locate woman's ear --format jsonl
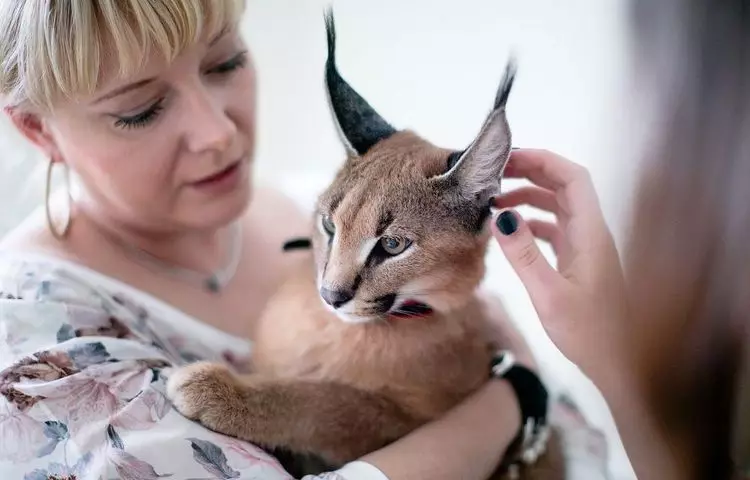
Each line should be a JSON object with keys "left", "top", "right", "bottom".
{"left": 4, "top": 107, "right": 62, "bottom": 161}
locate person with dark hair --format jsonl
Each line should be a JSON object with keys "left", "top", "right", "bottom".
{"left": 493, "top": 2, "right": 750, "bottom": 478}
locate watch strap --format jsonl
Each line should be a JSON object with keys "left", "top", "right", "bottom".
{"left": 490, "top": 350, "right": 551, "bottom": 471}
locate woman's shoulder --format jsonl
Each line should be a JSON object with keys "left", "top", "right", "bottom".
{"left": 243, "top": 183, "right": 314, "bottom": 285}
{"left": 0, "top": 255, "right": 163, "bottom": 363}
{"left": 0, "top": 254, "right": 249, "bottom": 369}
{"left": 246, "top": 182, "right": 313, "bottom": 239}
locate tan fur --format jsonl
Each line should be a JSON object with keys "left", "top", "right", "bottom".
{"left": 167, "top": 361, "right": 422, "bottom": 466}
{"left": 167, "top": 130, "right": 564, "bottom": 479}
{"left": 252, "top": 256, "right": 493, "bottom": 420}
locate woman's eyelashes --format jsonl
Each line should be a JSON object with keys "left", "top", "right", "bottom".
{"left": 209, "top": 50, "right": 248, "bottom": 75}
{"left": 114, "top": 99, "right": 165, "bottom": 129}
{"left": 112, "top": 51, "right": 248, "bottom": 130}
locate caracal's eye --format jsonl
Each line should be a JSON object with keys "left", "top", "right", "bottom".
{"left": 380, "top": 236, "right": 411, "bottom": 256}
{"left": 321, "top": 214, "right": 336, "bottom": 235}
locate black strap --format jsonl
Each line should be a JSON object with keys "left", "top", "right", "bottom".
{"left": 503, "top": 364, "right": 549, "bottom": 429}
{"left": 490, "top": 352, "right": 549, "bottom": 474}
{"left": 282, "top": 237, "right": 312, "bottom": 252}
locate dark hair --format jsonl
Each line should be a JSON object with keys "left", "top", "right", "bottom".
{"left": 624, "top": 1, "right": 750, "bottom": 476}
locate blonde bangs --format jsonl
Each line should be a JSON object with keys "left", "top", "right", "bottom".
{"left": 0, "top": 0, "right": 246, "bottom": 110}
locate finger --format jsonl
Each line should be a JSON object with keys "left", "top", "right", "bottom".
{"left": 503, "top": 148, "right": 602, "bottom": 221}
{"left": 491, "top": 209, "right": 564, "bottom": 303}
{"left": 503, "top": 149, "right": 586, "bottom": 190}
{"left": 527, "top": 219, "right": 565, "bottom": 257}
{"left": 493, "top": 186, "right": 560, "bottom": 216}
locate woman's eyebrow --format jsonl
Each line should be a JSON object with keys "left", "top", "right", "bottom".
{"left": 209, "top": 25, "right": 231, "bottom": 47}
{"left": 92, "top": 78, "right": 155, "bottom": 105}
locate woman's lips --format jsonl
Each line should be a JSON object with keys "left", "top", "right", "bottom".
{"left": 190, "top": 161, "right": 243, "bottom": 194}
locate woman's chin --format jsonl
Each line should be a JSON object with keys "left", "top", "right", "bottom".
{"left": 182, "top": 178, "right": 253, "bottom": 230}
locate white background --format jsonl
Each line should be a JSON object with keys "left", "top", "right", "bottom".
{"left": 0, "top": 1, "right": 648, "bottom": 478}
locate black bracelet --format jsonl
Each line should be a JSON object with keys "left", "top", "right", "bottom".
{"left": 490, "top": 350, "right": 551, "bottom": 471}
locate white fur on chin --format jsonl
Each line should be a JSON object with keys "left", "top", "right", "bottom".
{"left": 334, "top": 310, "right": 377, "bottom": 325}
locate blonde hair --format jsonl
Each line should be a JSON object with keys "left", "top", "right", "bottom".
{"left": 0, "top": 0, "right": 246, "bottom": 111}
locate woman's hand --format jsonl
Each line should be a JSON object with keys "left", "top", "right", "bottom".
{"left": 490, "top": 149, "right": 701, "bottom": 479}
{"left": 490, "top": 149, "right": 631, "bottom": 386}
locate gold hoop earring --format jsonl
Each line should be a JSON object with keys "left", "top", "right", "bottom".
{"left": 45, "top": 159, "right": 72, "bottom": 240}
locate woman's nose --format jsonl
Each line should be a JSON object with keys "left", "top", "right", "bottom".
{"left": 183, "top": 89, "right": 237, "bottom": 154}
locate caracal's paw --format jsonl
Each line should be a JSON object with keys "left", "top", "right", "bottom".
{"left": 166, "top": 361, "right": 237, "bottom": 426}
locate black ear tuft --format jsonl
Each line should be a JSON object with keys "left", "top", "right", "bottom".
{"left": 323, "top": 8, "right": 397, "bottom": 156}
{"left": 324, "top": 8, "right": 336, "bottom": 61}
{"left": 493, "top": 57, "right": 517, "bottom": 110}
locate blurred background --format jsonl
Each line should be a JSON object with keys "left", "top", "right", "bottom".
{"left": 0, "top": 0, "right": 648, "bottom": 478}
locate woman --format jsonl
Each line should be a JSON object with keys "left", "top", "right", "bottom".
{"left": 0, "top": 1, "right": 608, "bottom": 479}
{"left": 492, "top": 0, "right": 750, "bottom": 479}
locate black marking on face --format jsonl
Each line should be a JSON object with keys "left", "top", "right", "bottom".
{"left": 365, "top": 242, "right": 389, "bottom": 269}
{"left": 376, "top": 210, "right": 394, "bottom": 237}
{"left": 392, "top": 301, "right": 433, "bottom": 317}
{"left": 352, "top": 273, "right": 362, "bottom": 293}
{"left": 373, "top": 293, "right": 397, "bottom": 313}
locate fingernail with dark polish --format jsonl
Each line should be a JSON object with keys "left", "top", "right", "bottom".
{"left": 496, "top": 211, "right": 518, "bottom": 235}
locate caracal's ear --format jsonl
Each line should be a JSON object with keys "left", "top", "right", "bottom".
{"left": 4, "top": 106, "right": 61, "bottom": 161}
{"left": 323, "top": 8, "right": 397, "bottom": 157}
{"left": 433, "top": 58, "right": 517, "bottom": 204}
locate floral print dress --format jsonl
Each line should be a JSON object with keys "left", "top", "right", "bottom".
{"left": 0, "top": 253, "right": 612, "bottom": 480}
{"left": 0, "top": 254, "right": 387, "bottom": 480}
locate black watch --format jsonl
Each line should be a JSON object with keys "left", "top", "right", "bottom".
{"left": 490, "top": 350, "right": 551, "bottom": 471}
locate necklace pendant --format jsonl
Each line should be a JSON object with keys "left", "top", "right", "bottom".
{"left": 205, "top": 275, "right": 221, "bottom": 293}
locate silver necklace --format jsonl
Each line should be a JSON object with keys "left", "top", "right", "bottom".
{"left": 106, "top": 222, "right": 243, "bottom": 294}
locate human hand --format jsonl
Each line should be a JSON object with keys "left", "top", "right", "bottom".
{"left": 490, "top": 149, "right": 631, "bottom": 385}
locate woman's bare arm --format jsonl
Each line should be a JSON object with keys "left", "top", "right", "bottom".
{"left": 363, "top": 381, "right": 521, "bottom": 480}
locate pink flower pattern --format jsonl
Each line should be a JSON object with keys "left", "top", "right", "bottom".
{"left": 221, "top": 438, "right": 292, "bottom": 477}
{"left": 0, "top": 398, "right": 47, "bottom": 463}
{"left": 0, "top": 260, "right": 296, "bottom": 480}
{"left": 110, "top": 387, "right": 171, "bottom": 431}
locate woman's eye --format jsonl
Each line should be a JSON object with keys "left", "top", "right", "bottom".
{"left": 380, "top": 236, "right": 411, "bottom": 256}
{"left": 208, "top": 51, "right": 248, "bottom": 75}
{"left": 114, "top": 100, "right": 164, "bottom": 130}
{"left": 321, "top": 214, "right": 336, "bottom": 235}
{"left": 110, "top": 52, "right": 247, "bottom": 130}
